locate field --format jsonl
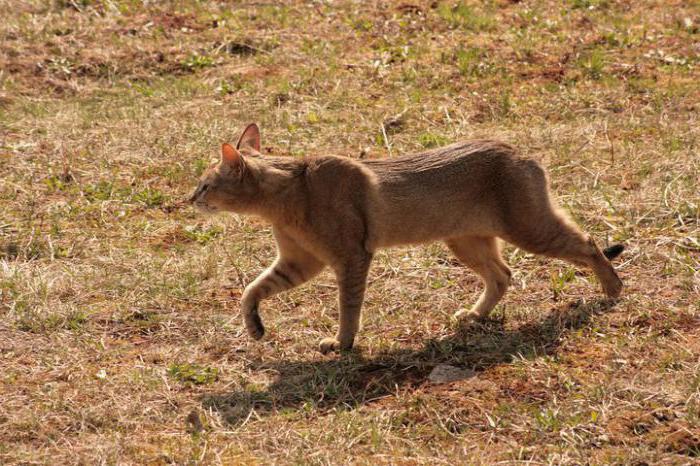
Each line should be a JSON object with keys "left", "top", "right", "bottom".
{"left": 1, "top": 0, "right": 699, "bottom": 464}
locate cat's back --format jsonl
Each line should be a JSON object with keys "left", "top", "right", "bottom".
{"left": 361, "top": 139, "right": 535, "bottom": 201}
{"left": 362, "top": 139, "right": 520, "bottom": 182}
{"left": 358, "top": 139, "right": 540, "bottom": 247}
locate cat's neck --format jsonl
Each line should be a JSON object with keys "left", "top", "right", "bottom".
{"left": 246, "top": 158, "right": 306, "bottom": 223}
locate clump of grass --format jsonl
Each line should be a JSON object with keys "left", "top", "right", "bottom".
{"left": 168, "top": 363, "right": 219, "bottom": 385}
{"left": 1, "top": 236, "right": 71, "bottom": 261}
{"left": 83, "top": 181, "right": 123, "bottom": 202}
{"left": 437, "top": 2, "right": 495, "bottom": 31}
{"left": 132, "top": 83, "right": 156, "bottom": 97}
{"left": 82, "top": 182, "right": 166, "bottom": 207}
{"left": 578, "top": 48, "right": 607, "bottom": 80}
{"left": 132, "top": 188, "right": 166, "bottom": 207}
{"left": 454, "top": 47, "right": 487, "bottom": 77}
{"left": 16, "top": 309, "right": 87, "bottom": 333}
{"left": 418, "top": 132, "right": 449, "bottom": 148}
{"left": 183, "top": 225, "right": 223, "bottom": 244}
{"left": 534, "top": 407, "right": 564, "bottom": 432}
{"left": 549, "top": 267, "right": 578, "bottom": 299}
{"left": 181, "top": 53, "right": 215, "bottom": 70}
{"left": 571, "top": 0, "right": 609, "bottom": 9}
{"left": 350, "top": 18, "right": 373, "bottom": 32}
{"left": 45, "top": 57, "right": 75, "bottom": 77}
{"left": 216, "top": 78, "right": 244, "bottom": 96}
{"left": 193, "top": 158, "right": 210, "bottom": 176}
{"left": 54, "top": 0, "right": 93, "bottom": 9}
{"left": 44, "top": 173, "right": 73, "bottom": 193}
{"left": 498, "top": 90, "right": 513, "bottom": 117}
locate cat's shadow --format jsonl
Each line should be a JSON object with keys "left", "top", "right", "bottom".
{"left": 201, "top": 298, "right": 616, "bottom": 426}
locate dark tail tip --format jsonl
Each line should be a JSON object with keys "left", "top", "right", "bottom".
{"left": 603, "top": 244, "right": 625, "bottom": 260}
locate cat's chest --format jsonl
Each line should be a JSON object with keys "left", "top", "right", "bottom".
{"left": 274, "top": 223, "right": 333, "bottom": 263}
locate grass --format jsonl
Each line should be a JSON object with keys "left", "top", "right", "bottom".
{"left": 168, "top": 363, "right": 219, "bottom": 386}
{"left": 1, "top": 0, "right": 699, "bottom": 464}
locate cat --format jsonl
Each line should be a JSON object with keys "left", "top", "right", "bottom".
{"left": 189, "top": 123, "right": 624, "bottom": 354}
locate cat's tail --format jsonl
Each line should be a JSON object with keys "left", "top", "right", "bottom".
{"left": 603, "top": 244, "right": 625, "bottom": 261}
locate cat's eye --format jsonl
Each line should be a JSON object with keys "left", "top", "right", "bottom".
{"left": 201, "top": 184, "right": 209, "bottom": 193}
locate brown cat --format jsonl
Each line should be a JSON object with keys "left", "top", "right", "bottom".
{"left": 189, "top": 123, "right": 624, "bottom": 354}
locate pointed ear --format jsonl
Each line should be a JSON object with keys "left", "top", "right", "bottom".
{"left": 236, "top": 123, "right": 261, "bottom": 152}
{"left": 221, "top": 143, "right": 245, "bottom": 174}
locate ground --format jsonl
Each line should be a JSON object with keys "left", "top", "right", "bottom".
{"left": 1, "top": 0, "right": 698, "bottom": 464}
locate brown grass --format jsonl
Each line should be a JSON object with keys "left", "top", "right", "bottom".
{"left": 1, "top": 0, "right": 698, "bottom": 464}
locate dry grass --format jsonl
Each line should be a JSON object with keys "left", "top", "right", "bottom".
{"left": 1, "top": 0, "right": 698, "bottom": 464}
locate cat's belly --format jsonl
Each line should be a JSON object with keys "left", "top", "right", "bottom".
{"left": 370, "top": 203, "right": 503, "bottom": 250}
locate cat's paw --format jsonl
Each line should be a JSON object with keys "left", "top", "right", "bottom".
{"left": 247, "top": 324, "right": 265, "bottom": 340}
{"left": 318, "top": 337, "right": 340, "bottom": 354}
{"left": 453, "top": 309, "right": 482, "bottom": 324}
{"left": 319, "top": 337, "right": 355, "bottom": 354}
{"left": 245, "top": 310, "right": 265, "bottom": 340}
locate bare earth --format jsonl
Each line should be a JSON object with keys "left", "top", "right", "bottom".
{"left": 1, "top": 1, "right": 698, "bottom": 464}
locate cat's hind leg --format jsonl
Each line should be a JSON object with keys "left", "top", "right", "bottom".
{"left": 446, "top": 235, "right": 511, "bottom": 321}
{"left": 241, "top": 229, "right": 325, "bottom": 340}
{"left": 500, "top": 159, "right": 623, "bottom": 299}
{"left": 507, "top": 222, "right": 623, "bottom": 299}
{"left": 502, "top": 206, "right": 623, "bottom": 299}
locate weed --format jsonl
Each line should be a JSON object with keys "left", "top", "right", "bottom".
{"left": 183, "top": 225, "right": 223, "bottom": 244}
{"left": 350, "top": 18, "right": 373, "bottom": 32}
{"left": 418, "top": 132, "right": 449, "bottom": 148}
{"left": 16, "top": 309, "right": 87, "bottom": 333}
{"left": 534, "top": 408, "right": 563, "bottom": 432}
{"left": 454, "top": 47, "right": 489, "bottom": 77}
{"left": 571, "top": 0, "right": 609, "bottom": 8}
{"left": 168, "top": 363, "right": 219, "bottom": 385}
{"left": 551, "top": 267, "right": 577, "bottom": 297}
{"left": 579, "top": 49, "right": 607, "bottom": 80}
{"left": 437, "top": 2, "right": 495, "bottom": 31}
{"left": 132, "top": 188, "right": 166, "bottom": 208}
{"left": 181, "top": 53, "right": 215, "bottom": 71}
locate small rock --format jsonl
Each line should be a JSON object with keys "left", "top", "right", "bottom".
{"left": 428, "top": 364, "right": 475, "bottom": 384}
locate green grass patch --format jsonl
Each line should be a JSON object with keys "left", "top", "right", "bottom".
{"left": 418, "top": 132, "right": 449, "bottom": 148}
{"left": 183, "top": 225, "right": 223, "bottom": 244}
{"left": 436, "top": 2, "right": 495, "bottom": 31}
{"left": 168, "top": 363, "right": 219, "bottom": 386}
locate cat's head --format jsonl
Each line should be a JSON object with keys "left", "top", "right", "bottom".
{"left": 189, "top": 123, "right": 262, "bottom": 214}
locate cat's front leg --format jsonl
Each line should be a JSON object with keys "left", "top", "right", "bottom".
{"left": 240, "top": 294, "right": 265, "bottom": 340}
{"left": 320, "top": 255, "right": 372, "bottom": 354}
{"left": 241, "top": 254, "right": 324, "bottom": 340}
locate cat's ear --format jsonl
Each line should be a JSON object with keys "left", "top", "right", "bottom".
{"left": 221, "top": 143, "right": 245, "bottom": 175}
{"left": 236, "top": 123, "right": 261, "bottom": 152}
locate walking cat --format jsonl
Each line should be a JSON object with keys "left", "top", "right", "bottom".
{"left": 189, "top": 123, "right": 624, "bottom": 354}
